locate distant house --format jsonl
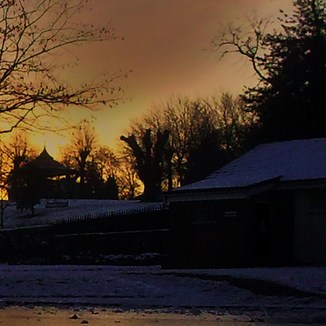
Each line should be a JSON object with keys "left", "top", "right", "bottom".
{"left": 166, "top": 138, "right": 326, "bottom": 267}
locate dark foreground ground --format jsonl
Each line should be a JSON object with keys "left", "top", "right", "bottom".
{"left": 0, "top": 265, "right": 326, "bottom": 325}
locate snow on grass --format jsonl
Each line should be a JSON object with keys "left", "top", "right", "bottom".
{"left": 162, "top": 266, "right": 326, "bottom": 297}
{"left": 3, "top": 199, "right": 164, "bottom": 229}
{"left": 0, "top": 264, "right": 326, "bottom": 324}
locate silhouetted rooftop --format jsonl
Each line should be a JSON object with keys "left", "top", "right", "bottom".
{"left": 23, "top": 147, "right": 71, "bottom": 176}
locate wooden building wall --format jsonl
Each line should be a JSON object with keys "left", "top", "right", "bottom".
{"left": 294, "top": 190, "right": 326, "bottom": 264}
{"left": 168, "top": 190, "right": 296, "bottom": 268}
{"left": 168, "top": 199, "right": 255, "bottom": 268}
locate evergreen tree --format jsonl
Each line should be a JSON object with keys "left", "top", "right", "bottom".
{"left": 214, "top": 0, "right": 326, "bottom": 143}
{"left": 246, "top": 0, "right": 326, "bottom": 142}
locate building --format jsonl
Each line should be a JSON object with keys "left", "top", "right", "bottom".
{"left": 14, "top": 147, "right": 75, "bottom": 200}
{"left": 24, "top": 147, "right": 70, "bottom": 177}
{"left": 166, "top": 138, "right": 326, "bottom": 267}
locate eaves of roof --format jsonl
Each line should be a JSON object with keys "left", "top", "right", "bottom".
{"left": 165, "top": 177, "right": 326, "bottom": 203}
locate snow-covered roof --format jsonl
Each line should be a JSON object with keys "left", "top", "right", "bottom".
{"left": 175, "top": 138, "right": 326, "bottom": 192}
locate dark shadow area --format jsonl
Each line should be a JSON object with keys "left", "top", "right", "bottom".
{"left": 0, "top": 209, "right": 170, "bottom": 265}
{"left": 163, "top": 272, "right": 326, "bottom": 299}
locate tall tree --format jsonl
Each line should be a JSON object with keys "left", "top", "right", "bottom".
{"left": 2, "top": 132, "right": 37, "bottom": 172}
{"left": 204, "top": 93, "right": 255, "bottom": 160}
{"left": 84, "top": 147, "right": 120, "bottom": 199}
{"left": 3, "top": 131, "right": 38, "bottom": 202}
{"left": 0, "top": 151, "right": 9, "bottom": 228}
{"left": 0, "top": 0, "right": 122, "bottom": 134}
{"left": 116, "top": 154, "right": 142, "bottom": 200}
{"left": 120, "top": 129, "right": 169, "bottom": 201}
{"left": 3, "top": 132, "right": 45, "bottom": 215}
{"left": 213, "top": 0, "right": 326, "bottom": 143}
{"left": 179, "top": 100, "right": 222, "bottom": 184}
{"left": 61, "top": 119, "right": 97, "bottom": 198}
{"left": 92, "top": 146, "right": 119, "bottom": 182}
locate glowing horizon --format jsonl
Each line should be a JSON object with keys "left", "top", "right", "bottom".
{"left": 28, "top": 0, "right": 293, "bottom": 158}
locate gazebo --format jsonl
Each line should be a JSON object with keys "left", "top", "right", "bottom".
{"left": 24, "top": 147, "right": 70, "bottom": 177}
{"left": 24, "top": 147, "right": 72, "bottom": 177}
{"left": 20, "top": 147, "right": 76, "bottom": 201}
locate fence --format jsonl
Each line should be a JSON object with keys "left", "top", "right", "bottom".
{"left": 6, "top": 202, "right": 167, "bottom": 230}
{"left": 0, "top": 204, "right": 171, "bottom": 264}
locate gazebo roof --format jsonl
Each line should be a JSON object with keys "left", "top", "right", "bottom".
{"left": 23, "top": 147, "right": 71, "bottom": 177}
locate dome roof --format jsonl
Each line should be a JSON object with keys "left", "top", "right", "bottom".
{"left": 23, "top": 147, "right": 71, "bottom": 176}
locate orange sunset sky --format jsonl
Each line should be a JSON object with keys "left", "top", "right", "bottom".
{"left": 31, "top": 0, "right": 294, "bottom": 157}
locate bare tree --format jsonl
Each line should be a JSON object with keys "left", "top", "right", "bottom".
{"left": 211, "top": 17, "right": 271, "bottom": 83}
{"left": 92, "top": 146, "right": 119, "bottom": 182}
{"left": 1, "top": 131, "right": 38, "bottom": 171}
{"left": 60, "top": 119, "right": 97, "bottom": 197}
{"left": 0, "top": 131, "right": 38, "bottom": 197}
{"left": 0, "top": 131, "right": 39, "bottom": 220}
{"left": 0, "top": 0, "right": 123, "bottom": 134}
{"left": 116, "top": 154, "right": 142, "bottom": 200}
{"left": 204, "top": 93, "right": 256, "bottom": 159}
{"left": 0, "top": 152, "right": 8, "bottom": 228}
{"left": 122, "top": 93, "right": 254, "bottom": 188}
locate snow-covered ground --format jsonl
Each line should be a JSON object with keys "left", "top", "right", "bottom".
{"left": 3, "top": 199, "right": 164, "bottom": 229}
{"left": 166, "top": 266, "right": 326, "bottom": 297}
{"left": 2, "top": 199, "right": 326, "bottom": 323}
{"left": 0, "top": 265, "right": 326, "bottom": 323}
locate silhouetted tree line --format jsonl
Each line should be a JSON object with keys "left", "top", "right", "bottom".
{"left": 121, "top": 93, "right": 253, "bottom": 200}
{"left": 1, "top": 0, "right": 325, "bottom": 206}
{"left": 1, "top": 127, "right": 122, "bottom": 215}
{"left": 122, "top": 0, "right": 326, "bottom": 200}
{"left": 3, "top": 92, "right": 252, "bottom": 206}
